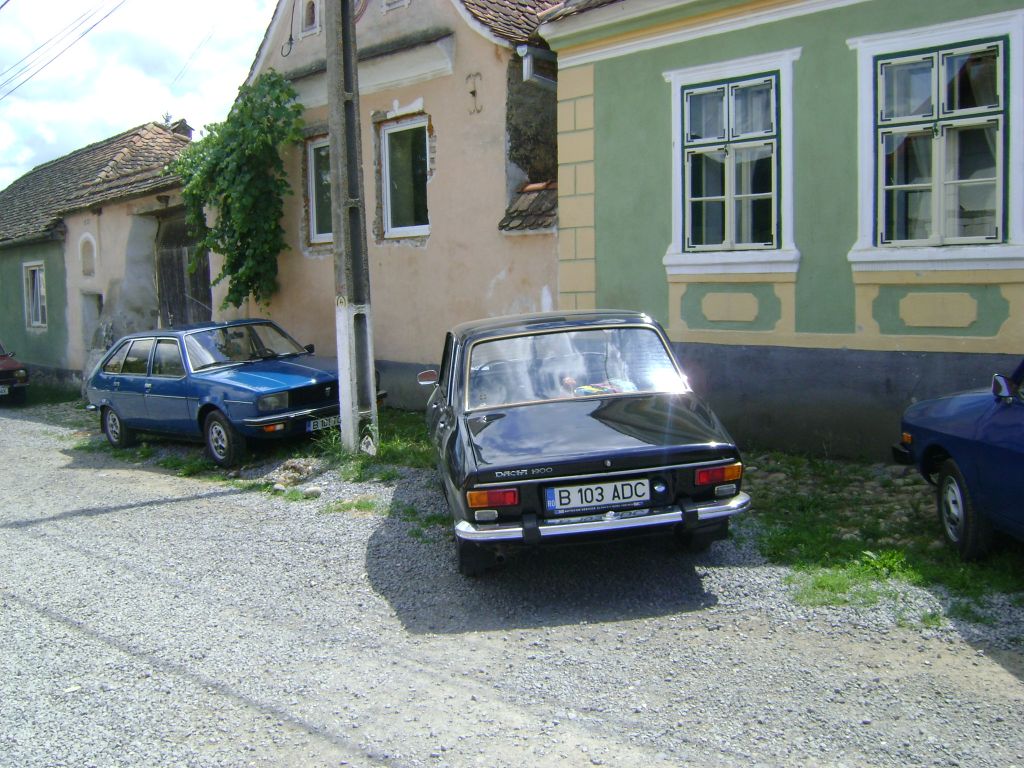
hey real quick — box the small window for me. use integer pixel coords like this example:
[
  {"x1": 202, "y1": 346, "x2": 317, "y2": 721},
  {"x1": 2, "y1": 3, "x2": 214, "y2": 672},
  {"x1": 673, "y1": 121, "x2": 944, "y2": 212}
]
[
  {"x1": 302, "y1": 0, "x2": 318, "y2": 33},
  {"x1": 152, "y1": 339, "x2": 185, "y2": 378},
  {"x1": 23, "y1": 263, "x2": 47, "y2": 328},
  {"x1": 121, "y1": 339, "x2": 154, "y2": 375},
  {"x1": 307, "y1": 138, "x2": 332, "y2": 243},
  {"x1": 103, "y1": 342, "x2": 131, "y2": 374},
  {"x1": 381, "y1": 117, "x2": 430, "y2": 238},
  {"x1": 80, "y1": 235, "x2": 96, "y2": 277}
]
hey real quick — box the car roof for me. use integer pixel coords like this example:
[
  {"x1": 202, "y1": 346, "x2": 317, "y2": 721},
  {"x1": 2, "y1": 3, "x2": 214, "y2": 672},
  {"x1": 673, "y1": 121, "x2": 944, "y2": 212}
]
[
  {"x1": 451, "y1": 310, "x2": 656, "y2": 343},
  {"x1": 112, "y1": 318, "x2": 275, "y2": 341}
]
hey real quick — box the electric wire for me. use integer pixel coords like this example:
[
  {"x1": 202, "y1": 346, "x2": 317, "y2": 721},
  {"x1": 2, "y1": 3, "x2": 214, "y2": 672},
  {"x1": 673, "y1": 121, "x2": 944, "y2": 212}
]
[
  {"x1": 0, "y1": 0, "x2": 129, "y2": 103},
  {"x1": 0, "y1": 6, "x2": 101, "y2": 88}
]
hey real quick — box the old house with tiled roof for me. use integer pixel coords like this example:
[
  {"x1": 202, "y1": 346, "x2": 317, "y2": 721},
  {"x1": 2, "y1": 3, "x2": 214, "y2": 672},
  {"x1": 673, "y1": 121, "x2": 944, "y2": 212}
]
[
  {"x1": 0, "y1": 120, "x2": 207, "y2": 383},
  {"x1": 236, "y1": 0, "x2": 560, "y2": 406}
]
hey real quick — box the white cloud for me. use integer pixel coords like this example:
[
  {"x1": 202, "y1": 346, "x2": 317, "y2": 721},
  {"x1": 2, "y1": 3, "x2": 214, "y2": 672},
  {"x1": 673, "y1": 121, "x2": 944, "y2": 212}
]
[{"x1": 0, "y1": 0, "x2": 276, "y2": 188}]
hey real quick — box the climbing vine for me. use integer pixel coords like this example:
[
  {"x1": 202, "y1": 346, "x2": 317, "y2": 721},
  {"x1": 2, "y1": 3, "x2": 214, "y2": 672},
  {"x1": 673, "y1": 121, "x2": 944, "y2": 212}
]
[{"x1": 170, "y1": 72, "x2": 305, "y2": 308}]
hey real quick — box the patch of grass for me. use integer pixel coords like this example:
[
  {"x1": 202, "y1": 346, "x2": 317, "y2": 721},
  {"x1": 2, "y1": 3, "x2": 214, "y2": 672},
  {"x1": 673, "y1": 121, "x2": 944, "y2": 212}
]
[
  {"x1": 321, "y1": 497, "x2": 381, "y2": 515},
  {"x1": 24, "y1": 384, "x2": 81, "y2": 406},
  {"x1": 748, "y1": 452, "x2": 1024, "y2": 601},
  {"x1": 312, "y1": 407, "x2": 433, "y2": 480},
  {"x1": 156, "y1": 454, "x2": 216, "y2": 477},
  {"x1": 394, "y1": 502, "x2": 448, "y2": 539}
]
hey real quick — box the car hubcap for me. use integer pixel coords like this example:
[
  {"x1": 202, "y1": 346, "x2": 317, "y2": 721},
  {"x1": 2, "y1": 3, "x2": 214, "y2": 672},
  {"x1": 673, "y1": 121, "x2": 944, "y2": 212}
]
[
  {"x1": 209, "y1": 423, "x2": 227, "y2": 458},
  {"x1": 107, "y1": 412, "x2": 121, "y2": 442},
  {"x1": 941, "y1": 477, "x2": 964, "y2": 543}
]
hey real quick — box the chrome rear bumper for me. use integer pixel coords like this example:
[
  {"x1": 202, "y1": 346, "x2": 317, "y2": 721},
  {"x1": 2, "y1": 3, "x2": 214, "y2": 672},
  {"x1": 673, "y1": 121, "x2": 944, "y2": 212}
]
[{"x1": 455, "y1": 492, "x2": 751, "y2": 542}]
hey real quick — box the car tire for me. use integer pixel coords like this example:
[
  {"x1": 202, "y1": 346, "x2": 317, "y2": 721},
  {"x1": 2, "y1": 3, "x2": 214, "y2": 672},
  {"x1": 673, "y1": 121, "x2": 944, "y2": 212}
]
[
  {"x1": 205, "y1": 411, "x2": 247, "y2": 468},
  {"x1": 937, "y1": 458, "x2": 992, "y2": 560},
  {"x1": 456, "y1": 539, "x2": 495, "y2": 577},
  {"x1": 102, "y1": 406, "x2": 135, "y2": 448}
]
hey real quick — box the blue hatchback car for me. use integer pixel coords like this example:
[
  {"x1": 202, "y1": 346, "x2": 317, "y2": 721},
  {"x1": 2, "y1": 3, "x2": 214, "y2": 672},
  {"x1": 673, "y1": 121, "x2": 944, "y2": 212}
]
[
  {"x1": 893, "y1": 358, "x2": 1024, "y2": 559},
  {"x1": 86, "y1": 319, "x2": 341, "y2": 466}
]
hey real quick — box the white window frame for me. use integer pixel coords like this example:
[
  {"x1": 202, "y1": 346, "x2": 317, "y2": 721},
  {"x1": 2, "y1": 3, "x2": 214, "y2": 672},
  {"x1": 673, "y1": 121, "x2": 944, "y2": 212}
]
[
  {"x1": 23, "y1": 261, "x2": 47, "y2": 329},
  {"x1": 875, "y1": 41, "x2": 1004, "y2": 248},
  {"x1": 300, "y1": 0, "x2": 321, "y2": 37},
  {"x1": 683, "y1": 76, "x2": 778, "y2": 252},
  {"x1": 381, "y1": 116, "x2": 430, "y2": 239},
  {"x1": 307, "y1": 137, "x2": 332, "y2": 244},
  {"x1": 848, "y1": 10, "x2": 1024, "y2": 272},
  {"x1": 664, "y1": 48, "x2": 801, "y2": 276}
]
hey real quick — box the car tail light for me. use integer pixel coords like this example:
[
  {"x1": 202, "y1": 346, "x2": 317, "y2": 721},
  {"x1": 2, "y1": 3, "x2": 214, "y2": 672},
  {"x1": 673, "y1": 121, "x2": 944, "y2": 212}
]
[
  {"x1": 466, "y1": 488, "x2": 519, "y2": 508},
  {"x1": 901, "y1": 432, "x2": 913, "y2": 446},
  {"x1": 695, "y1": 462, "x2": 743, "y2": 486}
]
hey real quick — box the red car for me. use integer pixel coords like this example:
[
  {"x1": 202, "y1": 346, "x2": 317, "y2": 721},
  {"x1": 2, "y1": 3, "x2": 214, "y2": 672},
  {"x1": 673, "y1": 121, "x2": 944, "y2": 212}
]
[{"x1": 0, "y1": 342, "x2": 29, "y2": 404}]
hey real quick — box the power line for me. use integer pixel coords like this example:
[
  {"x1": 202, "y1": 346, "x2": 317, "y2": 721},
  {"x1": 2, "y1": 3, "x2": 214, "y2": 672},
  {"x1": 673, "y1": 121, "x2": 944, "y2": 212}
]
[
  {"x1": 0, "y1": 0, "x2": 14, "y2": 12},
  {"x1": 0, "y1": 5, "x2": 103, "y2": 89},
  {"x1": 0, "y1": 0, "x2": 129, "y2": 103}
]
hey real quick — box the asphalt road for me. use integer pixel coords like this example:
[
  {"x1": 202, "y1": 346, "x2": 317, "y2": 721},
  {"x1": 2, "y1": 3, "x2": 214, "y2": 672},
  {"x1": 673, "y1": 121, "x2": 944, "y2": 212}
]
[{"x1": 1, "y1": 405, "x2": 1023, "y2": 767}]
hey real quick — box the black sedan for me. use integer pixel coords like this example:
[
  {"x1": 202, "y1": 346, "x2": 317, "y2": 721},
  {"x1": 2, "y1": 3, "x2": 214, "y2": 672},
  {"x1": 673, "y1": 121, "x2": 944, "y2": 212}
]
[
  {"x1": 417, "y1": 310, "x2": 751, "y2": 575},
  {"x1": 86, "y1": 319, "x2": 341, "y2": 466},
  {"x1": 894, "y1": 358, "x2": 1024, "y2": 559}
]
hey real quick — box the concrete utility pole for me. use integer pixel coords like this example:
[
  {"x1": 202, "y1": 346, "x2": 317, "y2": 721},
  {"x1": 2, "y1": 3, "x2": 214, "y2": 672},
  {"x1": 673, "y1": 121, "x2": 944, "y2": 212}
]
[{"x1": 324, "y1": 0, "x2": 378, "y2": 453}]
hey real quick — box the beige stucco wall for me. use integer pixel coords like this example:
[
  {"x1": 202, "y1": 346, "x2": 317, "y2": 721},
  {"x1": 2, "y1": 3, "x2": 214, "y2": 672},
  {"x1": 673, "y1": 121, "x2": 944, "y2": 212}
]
[
  {"x1": 63, "y1": 192, "x2": 181, "y2": 372},
  {"x1": 224, "y1": 0, "x2": 557, "y2": 371}
]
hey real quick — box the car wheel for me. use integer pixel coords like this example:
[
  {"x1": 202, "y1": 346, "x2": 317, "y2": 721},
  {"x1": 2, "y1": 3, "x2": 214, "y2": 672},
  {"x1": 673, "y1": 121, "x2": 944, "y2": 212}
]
[
  {"x1": 102, "y1": 406, "x2": 135, "y2": 448},
  {"x1": 456, "y1": 539, "x2": 495, "y2": 577},
  {"x1": 205, "y1": 411, "x2": 247, "y2": 467},
  {"x1": 937, "y1": 458, "x2": 992, "y2": 560}
]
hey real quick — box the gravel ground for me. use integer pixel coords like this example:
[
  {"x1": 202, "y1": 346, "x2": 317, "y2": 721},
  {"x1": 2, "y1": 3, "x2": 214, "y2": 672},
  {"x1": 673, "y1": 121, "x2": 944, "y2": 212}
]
[{"x1": 1, "y1": 403, "x2": 1023, "y2": 768}]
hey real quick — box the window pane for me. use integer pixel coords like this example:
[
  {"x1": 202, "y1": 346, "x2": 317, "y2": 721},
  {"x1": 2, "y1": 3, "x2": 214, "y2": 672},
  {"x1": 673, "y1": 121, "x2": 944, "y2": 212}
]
[
  {"x1": 735, "y1": 198, "x2": 773, "y2": 246},
  {"x1": 103, "y1": 343, "x2": 130, "y2": 374},
  {"x1": 945, "y1": 123, "x2": 997, "y2": 182},
  {"x1": 882, "y1": 58, "x2": 934, "y2": 120},
  {"x1": 686, "y1": 88, "x2": 725, "y2": 142},
  {"x1": 312, "y1": 144, "x2": 332, "y2": 237},
  {"x1": 883, "y1": 132, "x2": 932, "y2": 186},
  {"x1": 387, "y1": 125, "x2": 429, "y2": 230},
  {"x1": 689, "y1": 150, "x2": 725, "y2": 198},
  {"x1": 153, "y1": 340, "x2": 185, "y2": 377},
  {"x1": 731, "y1": 81, "x2": 773, "y2": 136},
  {"x1": 944, "y1": 181, "x2": 996, "y2": 239},
  {"x1": 122, "y1": 339, "x2": 154, "y2": 375},
  {"x1": 944, "y1": 48, "x2": 998, "y2": 113},
  {"x1": 734, "y1": 144, "x2": 773, "y2": 195},
  {"x1": 883, "y1": 189, "x2": 932, "y2": 241},
  {"x1": 690, "y1": 201, "x2": 725, "y2": 246}
]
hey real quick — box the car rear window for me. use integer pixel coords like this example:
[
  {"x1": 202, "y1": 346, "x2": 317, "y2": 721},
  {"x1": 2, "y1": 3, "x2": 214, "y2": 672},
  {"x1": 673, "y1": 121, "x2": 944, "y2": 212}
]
[{"x1": 466, "y1": 326, "x2": 689, "y2": 410}]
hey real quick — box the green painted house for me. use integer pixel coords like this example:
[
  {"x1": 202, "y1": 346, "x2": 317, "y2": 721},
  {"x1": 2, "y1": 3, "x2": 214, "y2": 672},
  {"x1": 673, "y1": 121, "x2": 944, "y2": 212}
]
[
  {"x1": 541, "y1": 0, "x2": 1024, "y2": 457},
  {"x1": 0, "y1": 122, "x2": 204, "y2": 387}
]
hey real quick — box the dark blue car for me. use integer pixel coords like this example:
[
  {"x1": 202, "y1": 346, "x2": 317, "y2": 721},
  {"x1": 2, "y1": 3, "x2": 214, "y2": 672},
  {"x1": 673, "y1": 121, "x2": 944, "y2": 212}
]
[
  {"x1": 893, "y1": 358, "x2": 1024, "y2": 559},
  {"x1": 86, "y1": 319, "x2": 341, "y2": 466}
]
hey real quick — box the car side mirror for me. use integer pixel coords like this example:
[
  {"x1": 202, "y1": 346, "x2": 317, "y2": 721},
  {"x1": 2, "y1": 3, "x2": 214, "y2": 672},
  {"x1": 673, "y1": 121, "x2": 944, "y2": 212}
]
[
  {"x1": 304, "y1": 344, "x2": 315, "y2": 354},
  {"x1": 992, "y1": 373, "x2": 1017, "y2": 402},
  {"x1": 417, "y1": 370, "x2": 439, "y2": 387}
]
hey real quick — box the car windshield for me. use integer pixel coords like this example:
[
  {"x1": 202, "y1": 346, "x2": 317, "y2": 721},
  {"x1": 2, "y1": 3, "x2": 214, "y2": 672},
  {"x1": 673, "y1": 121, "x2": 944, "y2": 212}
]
[
  {"x1": 184, "y1": 322, "x2": 306, "y2": 370},
  {"x1": 465, "y1": 326, "x2": 689, "y2": 410}
]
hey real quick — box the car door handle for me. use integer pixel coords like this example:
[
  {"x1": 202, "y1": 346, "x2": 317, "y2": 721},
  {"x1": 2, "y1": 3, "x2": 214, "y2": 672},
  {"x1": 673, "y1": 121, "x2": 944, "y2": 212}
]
[{"x1": 144, "y1": 382, "x2": 152, "y2": 391}]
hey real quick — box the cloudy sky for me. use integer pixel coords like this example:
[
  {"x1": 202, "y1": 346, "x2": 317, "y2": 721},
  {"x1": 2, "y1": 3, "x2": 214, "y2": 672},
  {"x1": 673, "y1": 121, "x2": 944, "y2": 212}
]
[{"x1": 0, "y1": 0, "x2": 278, "y2": 190}]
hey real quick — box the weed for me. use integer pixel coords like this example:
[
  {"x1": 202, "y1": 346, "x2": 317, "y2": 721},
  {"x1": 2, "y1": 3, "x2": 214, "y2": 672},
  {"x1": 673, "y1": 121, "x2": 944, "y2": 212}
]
[
  {"x1": 322, "y1": 497, "x2": 380, "y2": 515},
  {"x1": 947, "y1": 600, "x2": 995, "y2": 626},
  {"x1": 157, "y1": 454, "x2": 216, "y2": 477}
]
